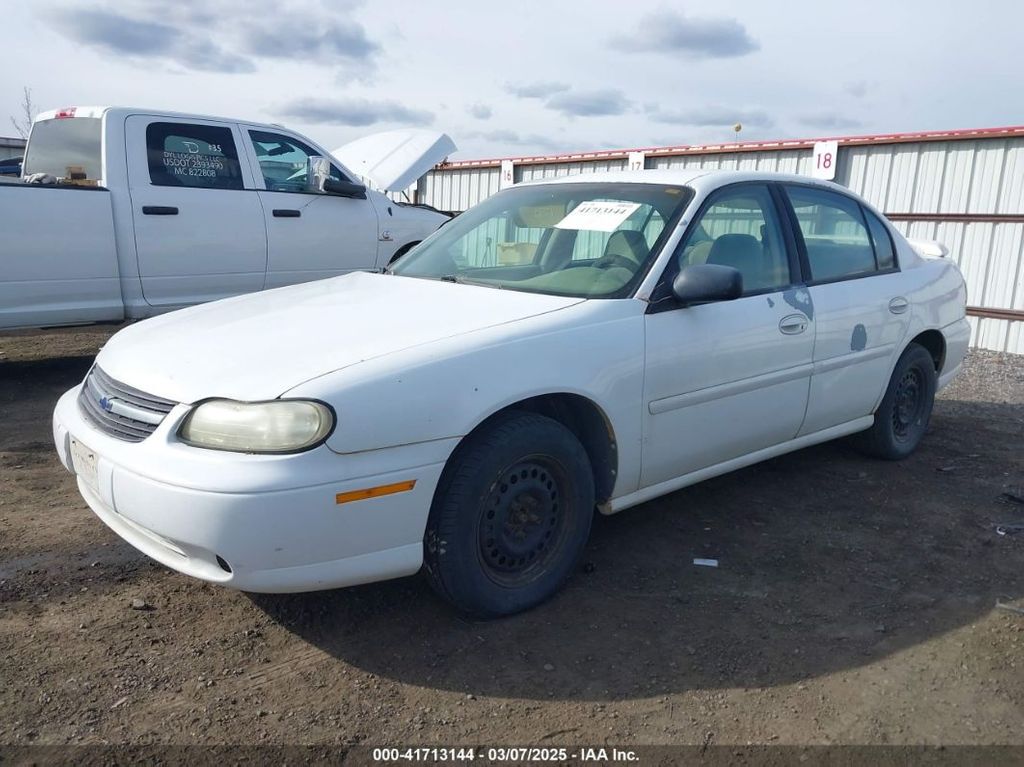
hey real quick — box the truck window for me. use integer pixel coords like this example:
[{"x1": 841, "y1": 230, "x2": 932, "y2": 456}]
[
  {"x1": 23, "y1": 116, "x2": 103, "y2": 180},
  {"x1": 248, "y1": 130, "x2": 346, "y2": 192},
  {"x1": 146, "y1": 123, "x2": 244, "y2": 190}
]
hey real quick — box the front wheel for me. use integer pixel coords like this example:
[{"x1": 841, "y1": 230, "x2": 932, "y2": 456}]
[
  {"x1": 854, "y1": 342, "x2": 937, "y2": 460},
  {"x1": 423, "y1": 411, "x2": 595, "y2": 617}
]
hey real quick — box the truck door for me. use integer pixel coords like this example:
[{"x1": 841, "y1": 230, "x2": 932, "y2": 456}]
[
  {"x1": 125, "y1": 115, "x2": 267, "y2": 307},
  {"x1": 241, "y1": 128, "x2": 380, "y2": 289}
]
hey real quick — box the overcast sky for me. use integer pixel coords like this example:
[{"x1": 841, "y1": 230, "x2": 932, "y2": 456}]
[{"x1": 2, "y1": 0, "x2": 1022, "y2": 160}]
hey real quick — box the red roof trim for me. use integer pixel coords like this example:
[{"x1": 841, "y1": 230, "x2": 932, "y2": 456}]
[{"x1": 437, "y1": 125, "x2": 1024, "y2": 170}]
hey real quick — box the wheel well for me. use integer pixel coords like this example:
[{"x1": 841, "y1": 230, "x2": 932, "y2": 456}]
[
  {"x1": 909, "y1": 329, "x2": 946, "y2": 372},
  {"x1": 470, "y1": 395, "x2": 618, "y2": 505},
  {"x1": 388, "y1": 241, "x2": 421, "y2": 264}
]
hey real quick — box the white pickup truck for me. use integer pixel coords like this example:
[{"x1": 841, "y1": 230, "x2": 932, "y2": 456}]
[{"x1": 1, "y1": 106, "x2": 452, "y2": 330}]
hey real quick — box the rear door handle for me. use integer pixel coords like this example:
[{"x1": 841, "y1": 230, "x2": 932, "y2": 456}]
[
  {"x1": 141, "y1": 206, "x2": 178, "y2": 215},
  {"x1": 273, "y1": 209, "x2": 301, "y2": 218},
  {"x1": 889, "y1": 297, "x2": 909, "y2": 315},
  {"x1": 779, "y1": 314, "x2": 808, "y2": 335}
]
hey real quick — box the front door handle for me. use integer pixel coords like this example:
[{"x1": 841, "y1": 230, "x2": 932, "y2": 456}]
[
  {"x1": 141, "y1": 206, "x2": 178, "y2": 215},
  {"x1": 273, "y1": 209, "x2": 301, "y2": 218},
  {"x1": 889, "y1": 297, "x2": 909, "y2": 314},
  {"x1": 779, "y1": 314, "x2": 808, "y2": 335}
]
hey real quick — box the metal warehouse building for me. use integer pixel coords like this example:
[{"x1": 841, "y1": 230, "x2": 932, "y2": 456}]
[
  {"x1": 414, "y1": 126, "x2": 1024, "y2": 354},
  {"x1": 0, "y1": 136, "x2": 25, "y2": 161}
]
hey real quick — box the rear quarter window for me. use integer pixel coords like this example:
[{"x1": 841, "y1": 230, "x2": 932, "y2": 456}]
[
  {"x1": 146, "y1": 122, "x2": 243, "y2": 190},
  {"x1": 865, "y1": 209, "x2": 897, "y2": 270}
]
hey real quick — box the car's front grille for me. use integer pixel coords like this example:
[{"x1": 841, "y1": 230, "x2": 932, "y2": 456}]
[{"x1": 77, "y1": 366, "x2": 177, "y2": 443}]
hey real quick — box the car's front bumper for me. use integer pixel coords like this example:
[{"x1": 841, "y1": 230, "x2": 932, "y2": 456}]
[{"x1": 53, "y1": 386, "x2": 452, "y2": 593}]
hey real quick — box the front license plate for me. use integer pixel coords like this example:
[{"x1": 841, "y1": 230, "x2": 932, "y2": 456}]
[{"x1": 70, "y1": 438, "x2": 99, "y2": 495}]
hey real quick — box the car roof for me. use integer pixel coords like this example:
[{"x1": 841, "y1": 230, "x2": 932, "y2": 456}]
[{"x1": 517, "y1": 168, "x2": 853, "y2": 197}]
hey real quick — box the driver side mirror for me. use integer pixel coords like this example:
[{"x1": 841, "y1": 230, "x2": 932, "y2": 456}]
[
  {"x1": 322, "y1": 177, "x2": 367, "y2": 199},
  {"x1": 306, "y1": 155, "x2": 367, "y2": 199},
  {"x1": 672, "y1": 263, "x2": 743, "y2": 305},
  {"x1": 306, "y1": 156, "x2": 331, "y2": 193}
]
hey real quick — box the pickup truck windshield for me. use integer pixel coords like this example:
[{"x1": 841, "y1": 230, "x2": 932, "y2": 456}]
[
  {"x1": 23, "y1": 117, "x2": 103, "y2": 181},
  {"x1": 391, "y1": 182, "x2": 693, "y2": 298}
]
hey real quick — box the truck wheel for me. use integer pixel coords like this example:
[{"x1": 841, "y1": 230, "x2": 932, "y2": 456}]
[
  {"x1": 854, "y1": 343, "x2": 937, "y2": 460},
  {"x1": 423, "y1": 411, "x2": 595, "y2": 617}
]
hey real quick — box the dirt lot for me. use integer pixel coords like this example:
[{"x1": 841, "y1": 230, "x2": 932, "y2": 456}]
[{"x1": 1, "y1": 326, "x2": 1022, "y2": 748}]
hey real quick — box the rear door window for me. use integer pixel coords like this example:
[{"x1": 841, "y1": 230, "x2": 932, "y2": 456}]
[
  {"x1": 146, "y1": 122, "x2": 244, "y2": 190},
  {"x1": 784, "y1": 186, "x2": 877, "y2": 281}
]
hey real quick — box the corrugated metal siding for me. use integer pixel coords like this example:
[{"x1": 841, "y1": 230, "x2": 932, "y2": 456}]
[
  {"x1": 419, "y1": 134, "x2": 1024, "y2": 353},
  {"x1": 419, "y1": 166, "x2": 501, "y2": 212},
  {"x1": 0, "y1": 136, "x2": 24, "y2": 162},
  {"x1": 517, "y1": 158, "x2": 628, "y2": 182}
]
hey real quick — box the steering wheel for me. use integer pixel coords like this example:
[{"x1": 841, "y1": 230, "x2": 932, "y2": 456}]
[{"x1": 593, "y1": 254, "x2": 637, "y2": 270}]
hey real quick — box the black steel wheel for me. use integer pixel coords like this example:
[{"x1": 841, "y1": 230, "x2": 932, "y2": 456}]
[
  {"x1": 477, "y1": 456, "x2": 572, "y2": 588},
  {"x1": 423, "y1": 411, "x2": 595, "y2": 617},
  {"x1": 854, "y1": 342, "x2": 937, "y2": 460}
]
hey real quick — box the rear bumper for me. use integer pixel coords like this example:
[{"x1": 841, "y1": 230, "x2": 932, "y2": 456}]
[
  {"x1": 938, "y1": 316, "x2": 971, "y2": 392},
  {"x1": 53, "y1": 387, "x2": 451, "y2": 593}
]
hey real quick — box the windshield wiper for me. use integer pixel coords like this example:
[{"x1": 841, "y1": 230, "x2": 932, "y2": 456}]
[{"x1": 438, "y1": 274, "x2": 501, "y2": 288}]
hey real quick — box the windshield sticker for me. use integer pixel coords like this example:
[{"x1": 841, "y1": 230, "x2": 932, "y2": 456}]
[{"x1": 554, "y1": 201, "x2": 642, "y2": 232}]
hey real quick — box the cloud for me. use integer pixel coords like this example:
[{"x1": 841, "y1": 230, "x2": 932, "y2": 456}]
[
  {"x1": 650, "y1": 105, "x2": 773, "y2": 128},
  {"x1": 41, "y1": 1, "x2": 380, "y2": 75},
  {"x1": 844, "y1": 81, "x2": 870, "y2": 99},
  {"x1": 546, "y1": 89, "x2": 632, "y2": 117},
  {"x1": 46, "y1": 7, "x2": 255, "y2": 72},
  {"x1": 505, "y1": 81, "x2": 571, "y2": 99},
  {"x1": 467, "y1": 103, "x2": 493, "y2": 119},
  {"x1": 799, "y1": 113, "x2": 864, "y2": 131},
  {"x1": 464, "y1": 129, "x2": 562, "y2": 149},
  {"x1": 239, "y1": 18, "x2": 379, "y2": 65},
  {"x1": 277, "y1": 97, "x2": 434, "y2": 127},
  {"x1": 611, "y1": 9, "x2": 759, "y2": 59},
  {"x1": 181, "y1": 38, "x2": 256, "y2": 73}
]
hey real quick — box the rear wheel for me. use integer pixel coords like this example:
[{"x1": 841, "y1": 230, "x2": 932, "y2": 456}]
[
  {"x1": 854, "y1": 343, "x2": 937, "y2": 460},
  {"x1": 423, "y1": 411, "x2": 595, "y2": 617}
]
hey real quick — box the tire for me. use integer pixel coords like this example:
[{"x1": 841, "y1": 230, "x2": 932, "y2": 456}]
[
  {"x1": 854, "y1": 343, "x2": 937, "y2": 460},
  {"x1": 423, "y1": 411, "x2": 595, "y2": 617}
]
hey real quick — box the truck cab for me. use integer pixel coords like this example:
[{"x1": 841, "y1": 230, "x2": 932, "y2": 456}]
[{"x1": 3, "y1": 106, "x2": 450, "y2": 329}]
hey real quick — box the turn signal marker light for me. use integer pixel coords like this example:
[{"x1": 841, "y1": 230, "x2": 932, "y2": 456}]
[{"x1": 336, "y1": 480, "x2": 416, "y2": 505}]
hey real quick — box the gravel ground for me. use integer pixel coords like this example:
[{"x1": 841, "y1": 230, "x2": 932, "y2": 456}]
[{"x1": 1, "y1": 327, "x2": 1022, "y2": 750}]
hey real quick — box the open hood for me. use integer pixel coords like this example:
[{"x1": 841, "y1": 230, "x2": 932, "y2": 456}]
[{"x1": 331, "y1": 129, "x2": 456, "y2": 193}]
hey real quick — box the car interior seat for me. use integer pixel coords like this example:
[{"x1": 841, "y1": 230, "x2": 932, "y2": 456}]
[
  {"x1": 602, "y1": 229, "x2": 649, "y2": 267},
  {"x1": 706, "y1": 233, "x2": 766, "y2": 290}
]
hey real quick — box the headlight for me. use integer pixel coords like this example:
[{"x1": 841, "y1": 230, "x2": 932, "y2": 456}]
[{"x1": 179, "y1": 399, "x2": 335, "y2": 453}]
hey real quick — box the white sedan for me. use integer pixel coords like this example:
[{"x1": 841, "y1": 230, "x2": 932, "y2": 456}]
[{"x1": 53, "y1": 170, "x2": 970, "y2": 616}]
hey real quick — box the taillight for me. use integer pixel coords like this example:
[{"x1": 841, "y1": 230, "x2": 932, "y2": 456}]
[{"x1": 55, "y1": 107, "x2": 77, "y2": 119}]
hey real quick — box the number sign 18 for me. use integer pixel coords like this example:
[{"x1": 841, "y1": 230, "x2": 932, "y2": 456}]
[{"x1": 812, "y1": 140, "x2": 839, "y2": 180}]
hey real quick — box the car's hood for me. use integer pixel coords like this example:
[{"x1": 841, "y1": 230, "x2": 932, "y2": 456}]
[
  {"x1": 331, "y1": 129, "x2": 456, "y2": 192},
  {"x1": 95, "y1": 273, "x2": 582, "y2": 404}
]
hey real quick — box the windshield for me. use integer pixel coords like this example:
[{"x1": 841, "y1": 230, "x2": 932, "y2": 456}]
[
  {"x1": 391, "y1": 182, "x2": 693, "y2": 298},
  {"x1": 23, "y1": 116, "x2": 103, "y2": 180}
]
